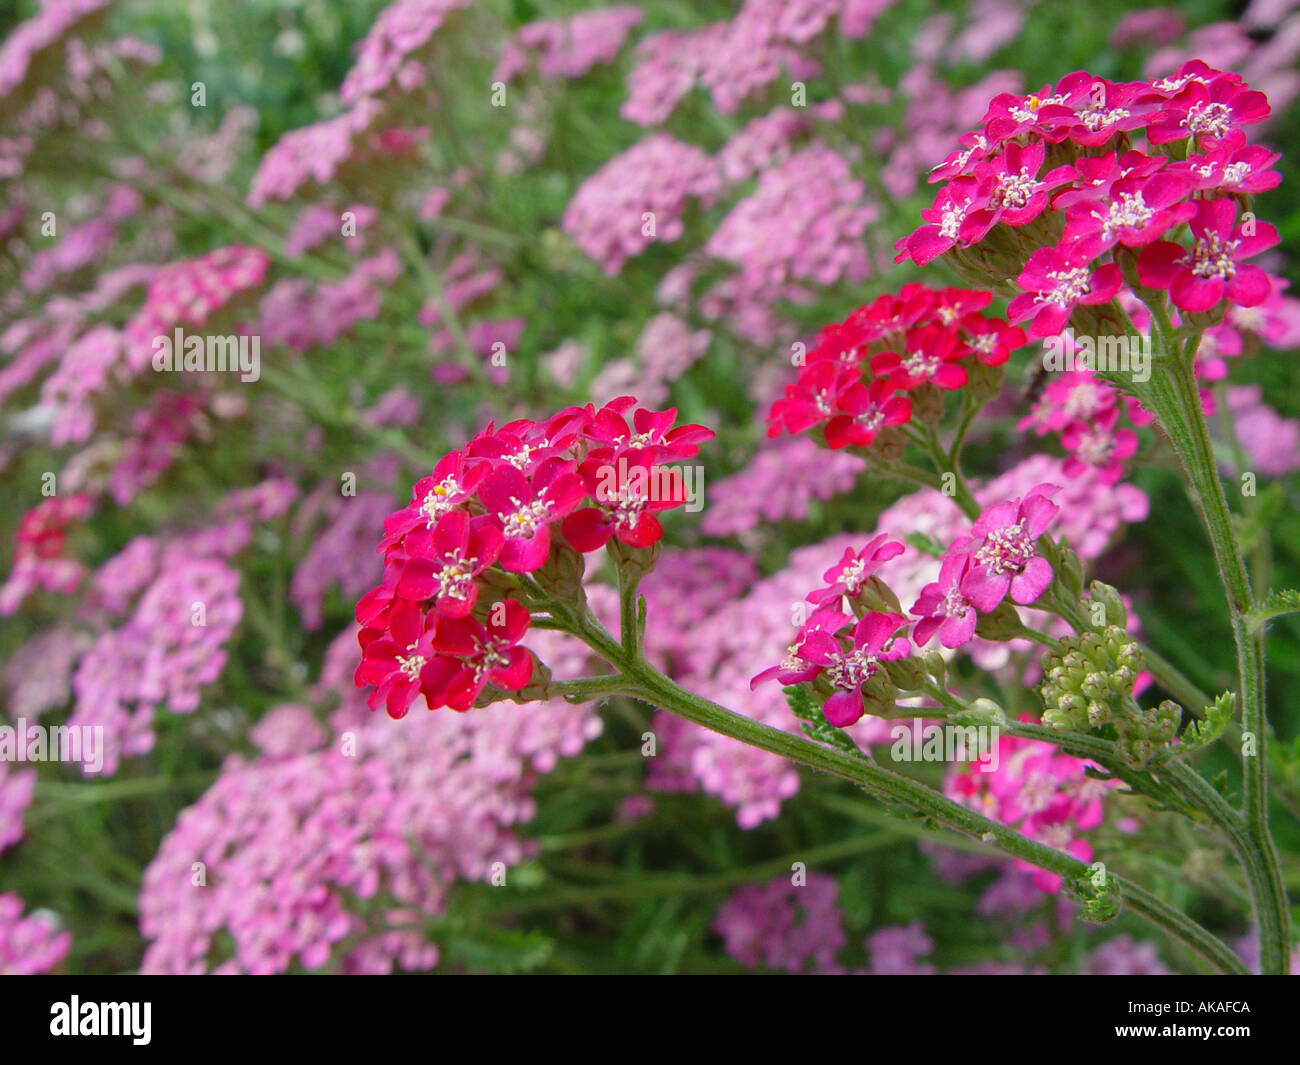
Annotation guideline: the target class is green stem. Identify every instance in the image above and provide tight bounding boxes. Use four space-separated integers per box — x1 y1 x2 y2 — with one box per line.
629 660 1245 972
1140 338 1289 974
552 604 1245 973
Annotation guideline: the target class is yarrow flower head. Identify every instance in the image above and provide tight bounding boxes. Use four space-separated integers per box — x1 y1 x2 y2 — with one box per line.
123 245 269 371
803 611 911 728
896 62 1287 330
767 283 1029 449
807 534 906 607
356 398 713 718
1007 247 1123 338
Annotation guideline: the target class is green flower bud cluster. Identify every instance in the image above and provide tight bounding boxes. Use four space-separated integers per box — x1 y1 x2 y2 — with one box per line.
1041 627 1184 767
1113 699 1181 769
1040 626 1143 731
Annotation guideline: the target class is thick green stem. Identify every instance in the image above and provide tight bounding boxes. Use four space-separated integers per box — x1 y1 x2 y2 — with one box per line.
557 606 1245 973
1140 343 1289 974
624 661 1246 973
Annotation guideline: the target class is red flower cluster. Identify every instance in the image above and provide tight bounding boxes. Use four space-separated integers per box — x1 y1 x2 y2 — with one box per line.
354 398 713 718
766 283 1029 449
14 494 94 561
897 62 1284 329
1 494 95 615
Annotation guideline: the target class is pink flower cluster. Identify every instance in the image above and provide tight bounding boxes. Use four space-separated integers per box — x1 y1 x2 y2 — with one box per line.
495 7 644 82
40 323 121 446
53 482 295 776
290 486 394 631
0 0 109 102
1018 364 1147 485
123 245 269 371
1019 280 1300 486
702 144 875 320
110 390 207 505
712 873 846 973
754 478 1066 723
632 451 1146 828
71 551 243 775
1222 384 1300 477
562 134 721 275
715 107 816 186
247 100 389 207
140 634 602 974
946 731 1117 893
754 481 1062 723
2 627 90 720
355 398 712 718
338 0 474 105
915 484 1061 644
767 283 1029 450
701 435 865 537
0 758 35 855
588 313 711 408
897 63 1285 329
866 921 937 974
259 249 402 353
0 894 71 975
620 0 894 126
284 203 376 258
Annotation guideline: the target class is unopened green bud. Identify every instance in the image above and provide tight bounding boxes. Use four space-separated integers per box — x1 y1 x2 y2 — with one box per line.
531 540 588 607
921 650 948 686
1057 546 1085 599
607 537 661 580
874 427 906 463
883 655 927 692
1116 643 1144 673
910 384 946 426
966 361 1003 404
1043 706 1071 730
961 697 1007 727
1081 673 1110 701
1089 581 1127 628
859 575 904 616
1058 693 1089 717
975 600 1025 641
1108 665 1136 694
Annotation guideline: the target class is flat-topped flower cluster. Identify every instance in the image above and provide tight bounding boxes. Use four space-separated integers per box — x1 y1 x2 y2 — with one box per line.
766 282 1029 450
896 62 1283 329
354 398 713 718
753 482 1060 726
